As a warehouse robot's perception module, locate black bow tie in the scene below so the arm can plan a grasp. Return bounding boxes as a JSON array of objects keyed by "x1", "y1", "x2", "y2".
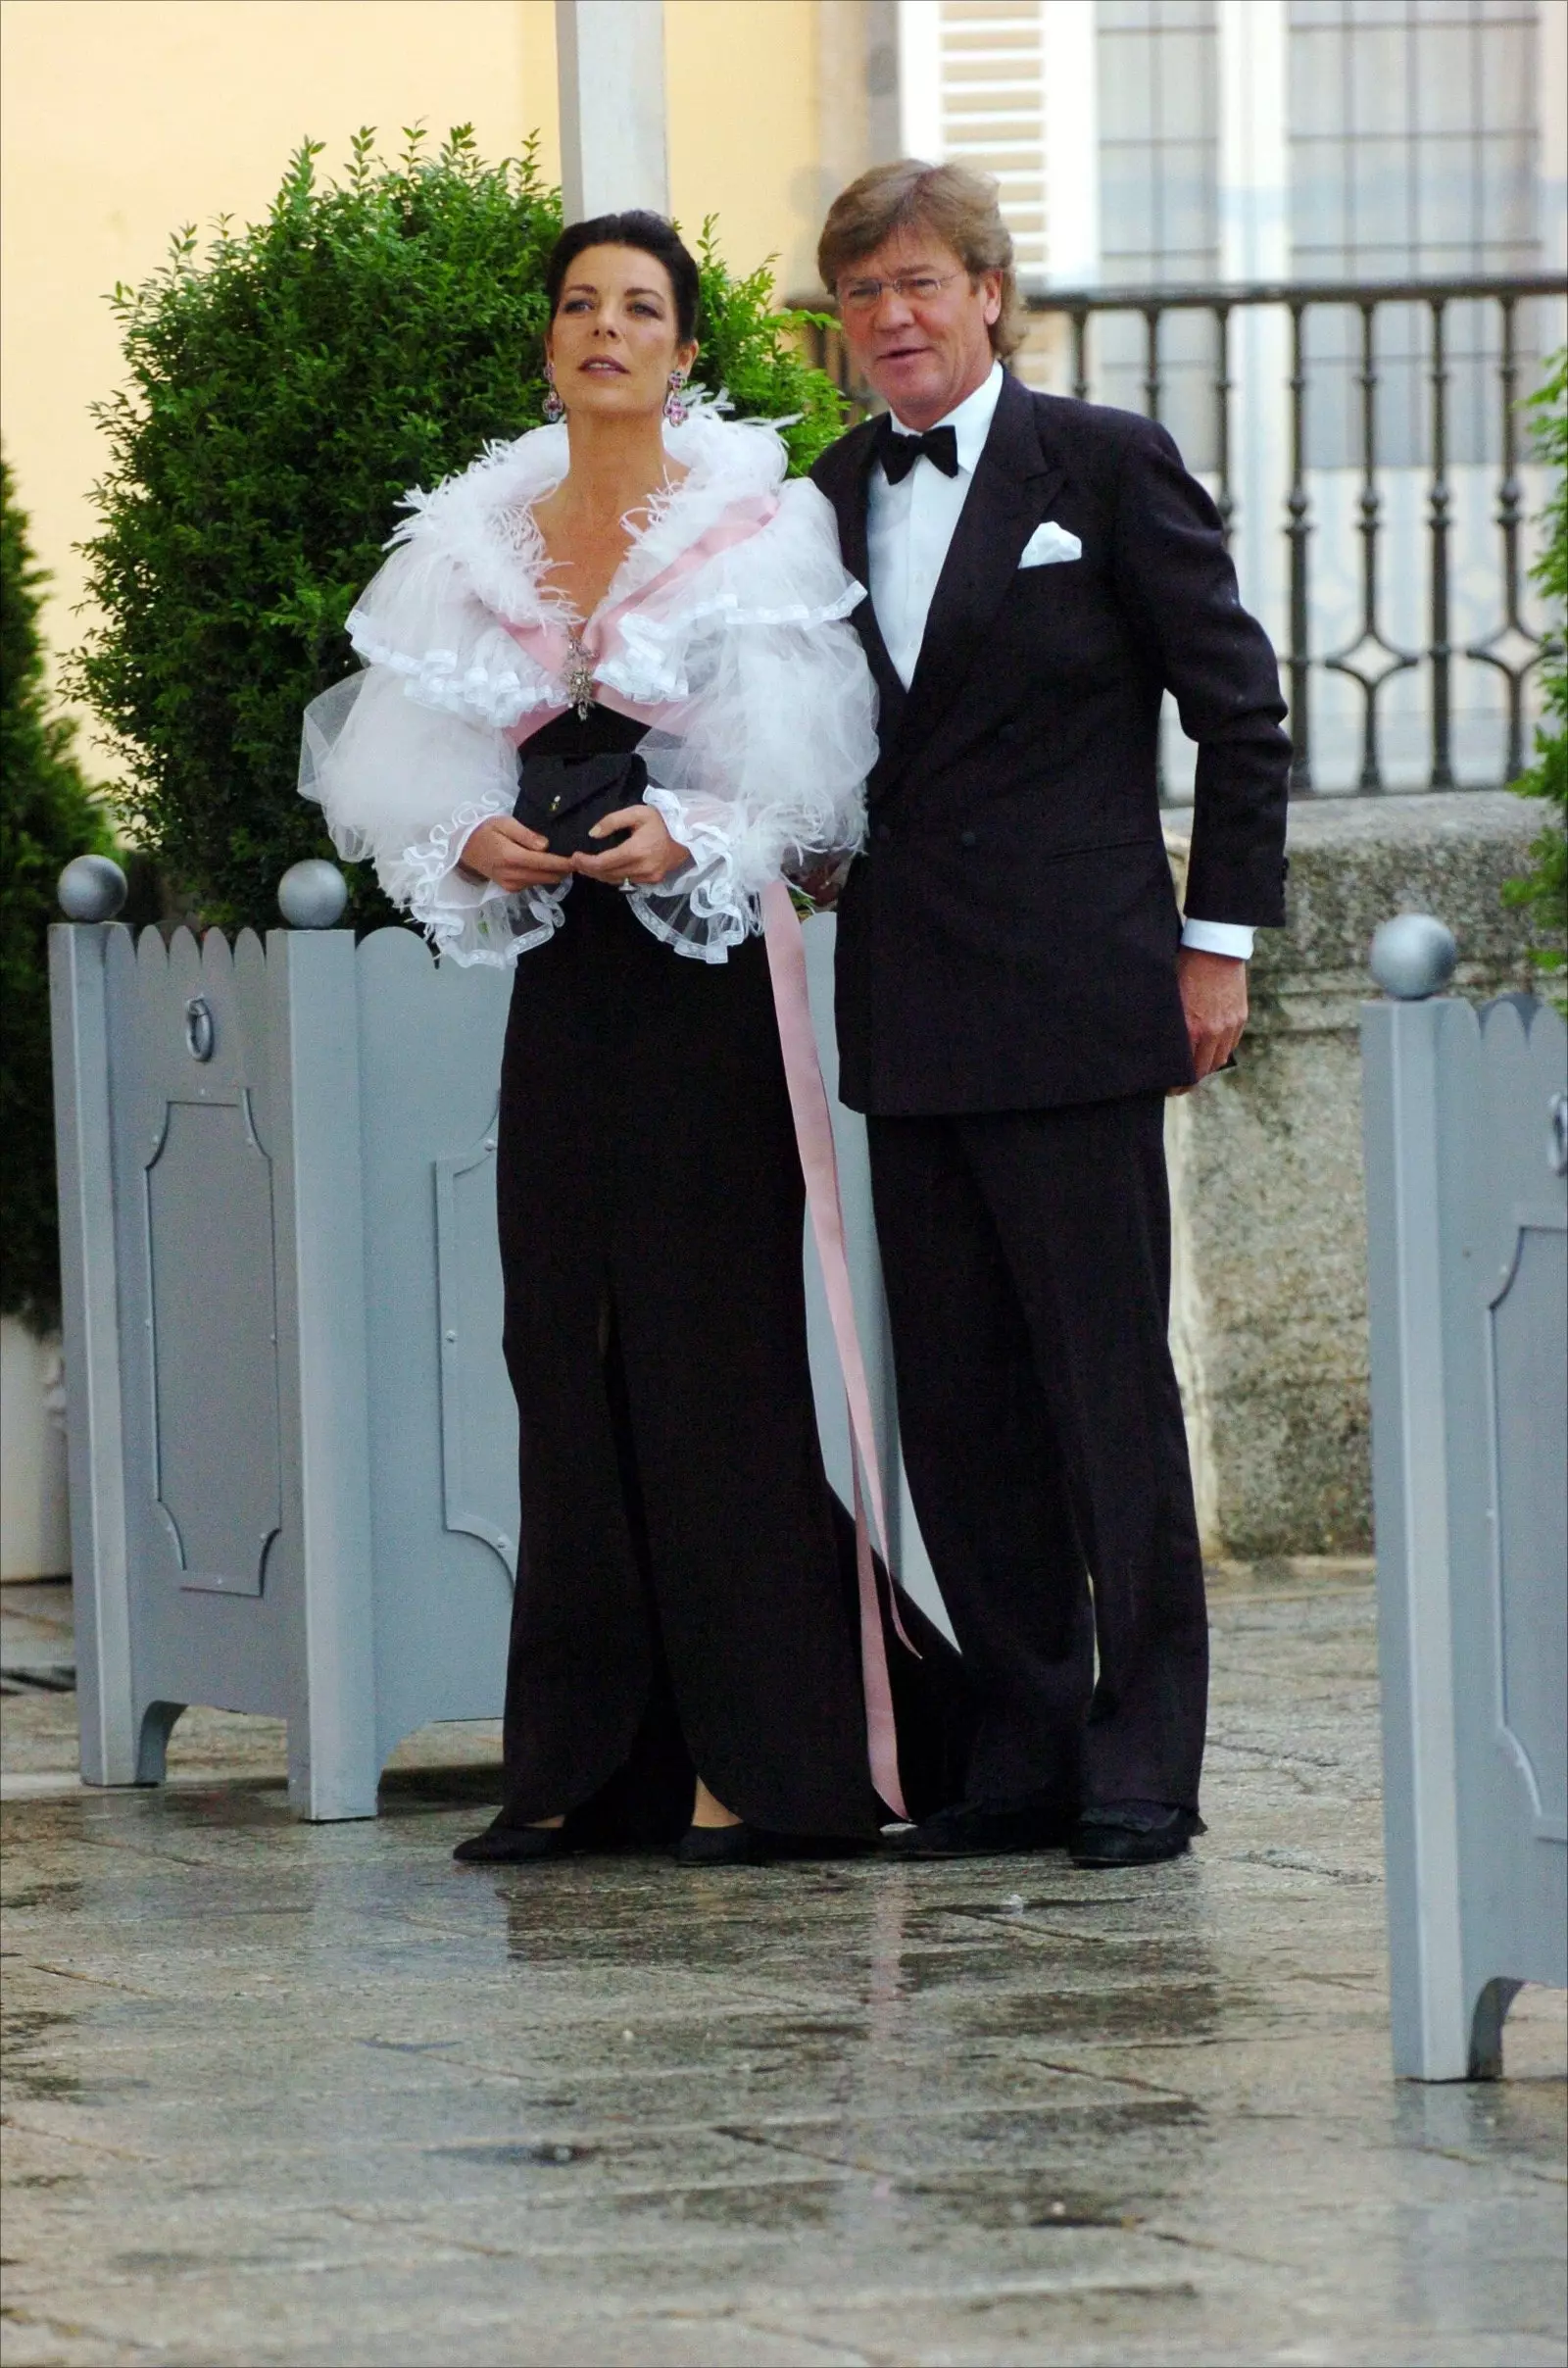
[{"x1": 878, "y1": 419, "x2": 960, "y2": 485}]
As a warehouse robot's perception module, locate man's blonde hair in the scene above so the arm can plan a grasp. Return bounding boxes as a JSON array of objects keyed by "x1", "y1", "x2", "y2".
[{"x1": 817, "y1": 159, "x2": 1021, "y2": 361}]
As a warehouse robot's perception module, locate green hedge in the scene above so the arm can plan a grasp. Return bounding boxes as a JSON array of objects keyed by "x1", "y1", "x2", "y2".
[
  {"x1": 1, "y1": 455, "x2": 114, "y2": 1333},
  {"x1": 1506, "y1": 349, "x2": 1567, "y2": 1002},
  {"x1": 72, "y1": 126, "x2": 847, "y2": 939}
]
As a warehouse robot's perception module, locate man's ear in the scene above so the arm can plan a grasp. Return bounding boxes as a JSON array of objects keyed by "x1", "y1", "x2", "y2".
[{"x1": 981, "y1": 271, "x2": 1004, "y2": 326}]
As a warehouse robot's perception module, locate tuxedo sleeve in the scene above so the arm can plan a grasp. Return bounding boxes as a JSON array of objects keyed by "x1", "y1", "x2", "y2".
[{"x1": 1111, "y1": 418, "x2": 1291, "y2": 928}]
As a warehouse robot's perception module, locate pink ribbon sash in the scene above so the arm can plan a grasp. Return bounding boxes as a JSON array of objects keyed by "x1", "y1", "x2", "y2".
[{"x1": 760, "y1": 879, "x2": 911, "y2": 1822}]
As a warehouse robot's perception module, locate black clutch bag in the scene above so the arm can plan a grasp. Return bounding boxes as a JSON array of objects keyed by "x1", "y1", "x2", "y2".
[{"x1": 514, "y1": 749, "x2": 647, "y2": 858}]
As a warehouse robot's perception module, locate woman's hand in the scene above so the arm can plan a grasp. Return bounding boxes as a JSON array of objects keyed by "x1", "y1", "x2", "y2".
[
  {"x1": 572, "y1": 805, "x2": 691, "y2": 887},
  {"x1": 458, "y1": 816, "x2": 575, "y2": 892}
]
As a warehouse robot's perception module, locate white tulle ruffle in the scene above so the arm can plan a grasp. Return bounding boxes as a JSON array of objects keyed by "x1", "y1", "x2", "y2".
[
  {"x1": 299, "y1": 410, "x2": 877, "y2": 964},
  {"x1": 299, "y1": 666, "x2": 565, "y2": 965}
]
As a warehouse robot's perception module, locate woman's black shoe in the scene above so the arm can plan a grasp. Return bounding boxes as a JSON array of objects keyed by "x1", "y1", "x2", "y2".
[
  {"x1": 453, "y1": 1820, "x2": 570, "y2": 1864},
  {"x1": 672, "y1": 1821, "x2": 771, "y2": 1867}
]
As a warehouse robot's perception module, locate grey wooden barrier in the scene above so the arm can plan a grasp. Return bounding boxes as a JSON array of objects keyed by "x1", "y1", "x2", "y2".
[
  {"x1": 49, "y1": 861, "x2": 943, "y2": 1820},
  {"x1": 1362, "y1": 914, "x2": 1567, "y2": 2079}
]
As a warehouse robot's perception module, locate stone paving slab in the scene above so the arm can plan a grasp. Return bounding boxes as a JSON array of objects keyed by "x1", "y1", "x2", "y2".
[{"x1": 2, "y1": 1575, "x2": 1563, "y2": 2368}]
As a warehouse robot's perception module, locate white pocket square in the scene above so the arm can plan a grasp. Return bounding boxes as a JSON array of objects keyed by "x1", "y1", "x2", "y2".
[{"x1": 1018, "y1": 520, "x2": 1082, "y2": 568}]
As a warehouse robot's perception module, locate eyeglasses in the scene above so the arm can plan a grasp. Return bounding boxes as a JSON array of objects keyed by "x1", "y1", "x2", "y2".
[{"x1": 837, "y1": 271, "x2": 964, "y2": 316}]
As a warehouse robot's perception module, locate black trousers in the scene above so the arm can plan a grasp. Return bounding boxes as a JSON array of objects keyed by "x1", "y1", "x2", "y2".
[{"x1": 866, "y1": 1094, "x2": 1207, "y2": 1813}]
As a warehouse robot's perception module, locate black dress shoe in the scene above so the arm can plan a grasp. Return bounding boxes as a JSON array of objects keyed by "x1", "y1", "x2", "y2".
[
  {"x1": 453, "y1": 1819, "x2": 571, "y2": 1864},
  {"x1": 1069, "y1": 1803, "x2": 1205, "y2": 1869},
  {"x1": 887, "y1": 1798, "x2": 1075, "y2": 1859},
  {"x1": 672, "y1": 1822, "x2": 772, "y2": 1866}
]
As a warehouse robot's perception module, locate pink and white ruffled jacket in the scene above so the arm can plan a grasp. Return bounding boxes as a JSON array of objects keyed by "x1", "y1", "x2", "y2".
[{"x1": 300, "y1": 408, "x2": 878, "y2": 965}]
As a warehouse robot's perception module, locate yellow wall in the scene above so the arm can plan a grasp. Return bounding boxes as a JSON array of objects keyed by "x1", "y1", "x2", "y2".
[
  {"x1": 0, "y1": 0, "x2": 821, "y2": 765},
  {"x1": 666, "y1": 0, "x2": 819, "y2": 302}
]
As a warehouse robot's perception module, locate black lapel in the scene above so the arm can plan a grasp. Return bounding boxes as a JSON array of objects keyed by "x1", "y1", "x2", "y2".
[
  {"x1": 815, "y1": 426, "x2": 906, "y2": 744},
  {"x1": 884, "y1": 372, "x2": 1063, "y2": 781}
]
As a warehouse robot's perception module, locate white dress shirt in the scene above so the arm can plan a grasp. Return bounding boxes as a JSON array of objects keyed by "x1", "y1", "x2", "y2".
[{"x1": 867, "y1": 361, "x2": 1254, "y2": 961}]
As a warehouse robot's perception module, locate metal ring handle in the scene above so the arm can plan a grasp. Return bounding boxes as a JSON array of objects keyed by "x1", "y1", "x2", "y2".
[{"x1": 184, "y1": 997, "x2": 215, "y2": 1062}]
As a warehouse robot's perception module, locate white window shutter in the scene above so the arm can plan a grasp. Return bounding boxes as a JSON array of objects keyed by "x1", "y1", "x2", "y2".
[
  {"x1": 899, "y1": 1, "x2": 1101, "y2": 286},
  {"x1": 927, "y1": 1, "x2": 1049, "y2": 279}
]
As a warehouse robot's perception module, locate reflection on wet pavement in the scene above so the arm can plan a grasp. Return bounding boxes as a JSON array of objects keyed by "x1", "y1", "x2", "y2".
[{"x1": 1, "y1": 1576, "x2": 1563, "y2": 2367}]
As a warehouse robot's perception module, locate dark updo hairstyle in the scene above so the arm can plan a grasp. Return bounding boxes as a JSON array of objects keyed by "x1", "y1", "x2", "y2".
[{"x1": 544, "y1": 211, "x2": 702, "y2": 345}]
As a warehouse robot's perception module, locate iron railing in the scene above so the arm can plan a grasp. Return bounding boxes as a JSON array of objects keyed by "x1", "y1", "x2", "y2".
[{"x1": 795, "y1": 273, "x2": 1566, "y2": 797}]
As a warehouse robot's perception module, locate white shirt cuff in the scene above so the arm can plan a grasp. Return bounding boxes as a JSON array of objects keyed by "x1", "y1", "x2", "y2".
[{"x1": 1181, "y1": 916, "x2": 1255, "y2": 960}]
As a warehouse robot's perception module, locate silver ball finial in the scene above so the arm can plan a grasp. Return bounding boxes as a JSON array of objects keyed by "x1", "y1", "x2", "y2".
[
  {"x1": 277, "y1": 860, "x2": 348, "y2": 930},
  {"x1": 1370, "y1": 913, "x2": 1458, "y2": 1001},
  {"x1": 58, "y1": 854, "x2": 128, "y2": 922}
]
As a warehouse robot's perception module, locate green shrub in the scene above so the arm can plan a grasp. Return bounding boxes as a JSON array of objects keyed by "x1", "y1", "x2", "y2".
[
  {"x1": 1506, "y1": 347, "x2": 1567, "y2": 1003},
  {"x1": 1, "y1": 454, "x2": 114, "y2": 1333},
  {"x1": 72, "y1": 127, "x2": 849, "y2": 939}
]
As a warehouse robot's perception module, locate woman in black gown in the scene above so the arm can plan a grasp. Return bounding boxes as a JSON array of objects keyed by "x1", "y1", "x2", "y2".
[{"x1": 303, "y1": 213, "x2": 964, "y2": 1864}]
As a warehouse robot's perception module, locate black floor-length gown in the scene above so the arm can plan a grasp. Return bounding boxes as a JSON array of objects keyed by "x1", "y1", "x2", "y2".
[{"x1": 492, "y1": 709, "x2": 967, "y2": 1842}]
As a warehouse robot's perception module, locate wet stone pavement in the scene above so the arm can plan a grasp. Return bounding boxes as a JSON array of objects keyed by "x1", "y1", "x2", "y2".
[{"x1": 1, "y1": 1570, "x2": 1564, "y2": 2368}]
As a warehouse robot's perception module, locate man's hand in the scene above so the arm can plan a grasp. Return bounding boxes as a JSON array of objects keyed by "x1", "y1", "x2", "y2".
[
  {"x1": 1176, "y1": 946, "x2": 1249, "y2": 1086},
  {"x1": 789, "y1": 855, "x2": 853, "y2": 913}
]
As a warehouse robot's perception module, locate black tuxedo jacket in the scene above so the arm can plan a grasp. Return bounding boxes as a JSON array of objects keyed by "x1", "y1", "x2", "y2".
[{"x1": 810, "y1": 370, "x2": 1291, "y2": 1115}]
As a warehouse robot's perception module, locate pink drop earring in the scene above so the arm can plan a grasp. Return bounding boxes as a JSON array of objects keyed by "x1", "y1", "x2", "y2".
[
  {"x1": 542, "y1": 362, "x2": 564, "y2": 425},
  {"x1": 663, "y1": 369, "x2": 690, "y2": 427}
]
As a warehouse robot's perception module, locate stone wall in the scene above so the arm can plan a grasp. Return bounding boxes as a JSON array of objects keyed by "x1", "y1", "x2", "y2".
[
  {"x1": 0, "y1": 1319, "x2": 70, "y2": 1582},
  {"x1": 1162, "y1": 791, "x2": 1544, "y2": 1559}
]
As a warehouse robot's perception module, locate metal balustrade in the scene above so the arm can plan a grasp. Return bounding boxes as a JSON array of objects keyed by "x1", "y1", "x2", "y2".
[{"x1": 795, "y1": 273, "x2": 1566, "y2": 798}]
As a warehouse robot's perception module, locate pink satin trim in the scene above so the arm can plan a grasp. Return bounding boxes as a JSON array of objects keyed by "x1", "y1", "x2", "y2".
[
  {"x1": 504, "y1": 493, "x2": 780, "y2": 748},
  {"x1": 760, "y1": 878, "x2": 911, "y2": 1823}
]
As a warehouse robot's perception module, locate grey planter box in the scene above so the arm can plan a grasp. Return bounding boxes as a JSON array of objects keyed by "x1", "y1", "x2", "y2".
[
  {"x1": 48, "y1": 910, "x2": 929, "y2": 1818},
  {"x1": 1363, "y1": 978, "x2": 1568, "y2": 2077}
]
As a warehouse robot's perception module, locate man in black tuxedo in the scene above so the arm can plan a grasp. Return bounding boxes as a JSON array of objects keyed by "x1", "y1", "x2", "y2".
[{"x1": 811, "y1": 162, "x2": 1290, "y2": 1868}]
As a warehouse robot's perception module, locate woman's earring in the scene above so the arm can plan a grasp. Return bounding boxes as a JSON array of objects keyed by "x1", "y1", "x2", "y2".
[
  {"x1": 542, "y1": 363, "x2": 565, "y2": 425},
  {"x1": 663, "y1": 369, "x2": 689, "y2": 427}
]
